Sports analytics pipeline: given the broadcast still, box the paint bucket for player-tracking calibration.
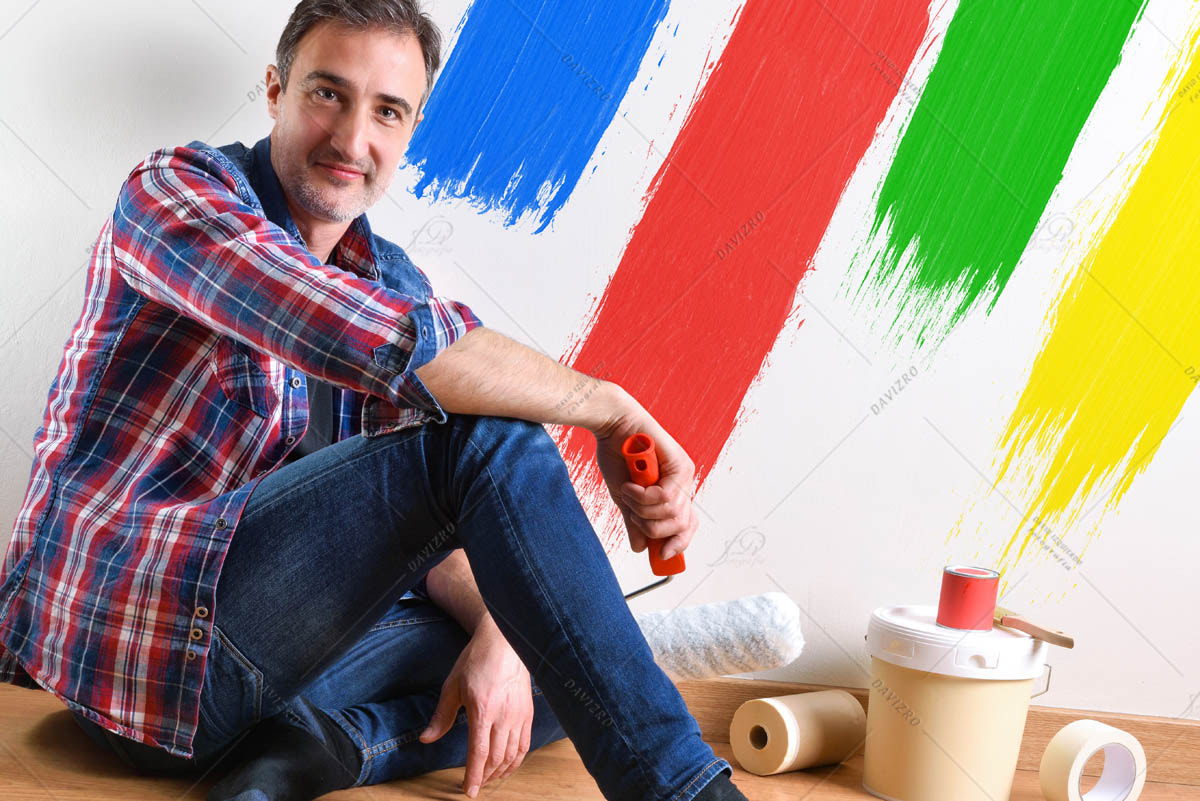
[862,604,1050,801]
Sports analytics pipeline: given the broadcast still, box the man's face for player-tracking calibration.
[265,21,427,224]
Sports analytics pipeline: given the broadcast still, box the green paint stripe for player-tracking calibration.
[846,1,1146,349]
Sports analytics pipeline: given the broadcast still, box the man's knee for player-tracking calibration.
[454,414,561,463]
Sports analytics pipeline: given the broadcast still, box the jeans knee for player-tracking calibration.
[458,414,561,464]
[435,414,574,517]
[475,414,546,440]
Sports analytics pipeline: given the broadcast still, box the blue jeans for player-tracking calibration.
[73,413,731,800]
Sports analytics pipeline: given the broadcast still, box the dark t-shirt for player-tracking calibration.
[284,373,337,462]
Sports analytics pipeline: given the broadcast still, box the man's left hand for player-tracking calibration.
[419,621,534,797]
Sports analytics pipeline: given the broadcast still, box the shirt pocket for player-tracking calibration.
[207,335,279,418]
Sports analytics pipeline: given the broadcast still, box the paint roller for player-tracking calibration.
[618,434,804,678]
[632,591,805,681]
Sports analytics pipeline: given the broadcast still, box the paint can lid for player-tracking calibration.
[867,605,1047,680]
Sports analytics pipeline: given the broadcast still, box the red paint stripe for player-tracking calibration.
[554,0,930,552]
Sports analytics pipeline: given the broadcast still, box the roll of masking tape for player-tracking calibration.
[1040,719,1147,801]
[730,690,865,775]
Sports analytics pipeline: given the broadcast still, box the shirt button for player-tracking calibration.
[215,517,227,530]
[195,606,209,618]
[291,376,302,387]
[185,650,197,661]
[190,628,204,640]
[285,435,296,444]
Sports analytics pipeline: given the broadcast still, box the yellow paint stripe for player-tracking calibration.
[989,22,1200,574]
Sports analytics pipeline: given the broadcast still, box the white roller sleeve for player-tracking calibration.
[632,592,805,681]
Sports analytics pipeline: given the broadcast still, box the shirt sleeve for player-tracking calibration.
[110,144,483,417]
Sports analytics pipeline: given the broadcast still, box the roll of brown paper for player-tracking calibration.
[730,690,866,775]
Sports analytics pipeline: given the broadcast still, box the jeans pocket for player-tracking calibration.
[197,623,265,747]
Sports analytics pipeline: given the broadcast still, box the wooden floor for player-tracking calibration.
[3,684,1198,800]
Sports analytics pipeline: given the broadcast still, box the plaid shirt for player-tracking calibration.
[0,134,483,758]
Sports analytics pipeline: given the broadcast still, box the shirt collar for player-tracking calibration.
[248,134,380,281]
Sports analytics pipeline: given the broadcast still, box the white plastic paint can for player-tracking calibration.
[863,604,1050,801]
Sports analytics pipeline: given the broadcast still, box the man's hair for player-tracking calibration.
[275,0,442,113]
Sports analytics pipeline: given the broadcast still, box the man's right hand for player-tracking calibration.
[592,395,699,560]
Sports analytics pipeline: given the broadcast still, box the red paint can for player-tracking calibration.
[935,565,999,631]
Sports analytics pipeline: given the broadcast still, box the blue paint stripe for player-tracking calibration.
[406,0,672,233]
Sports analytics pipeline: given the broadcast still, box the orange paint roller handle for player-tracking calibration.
[620,433,687,577]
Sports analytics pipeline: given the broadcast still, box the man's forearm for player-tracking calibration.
[424,548,501,638]
[413,327,633,433]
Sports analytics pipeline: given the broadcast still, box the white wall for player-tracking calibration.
[1,0,1196,722]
